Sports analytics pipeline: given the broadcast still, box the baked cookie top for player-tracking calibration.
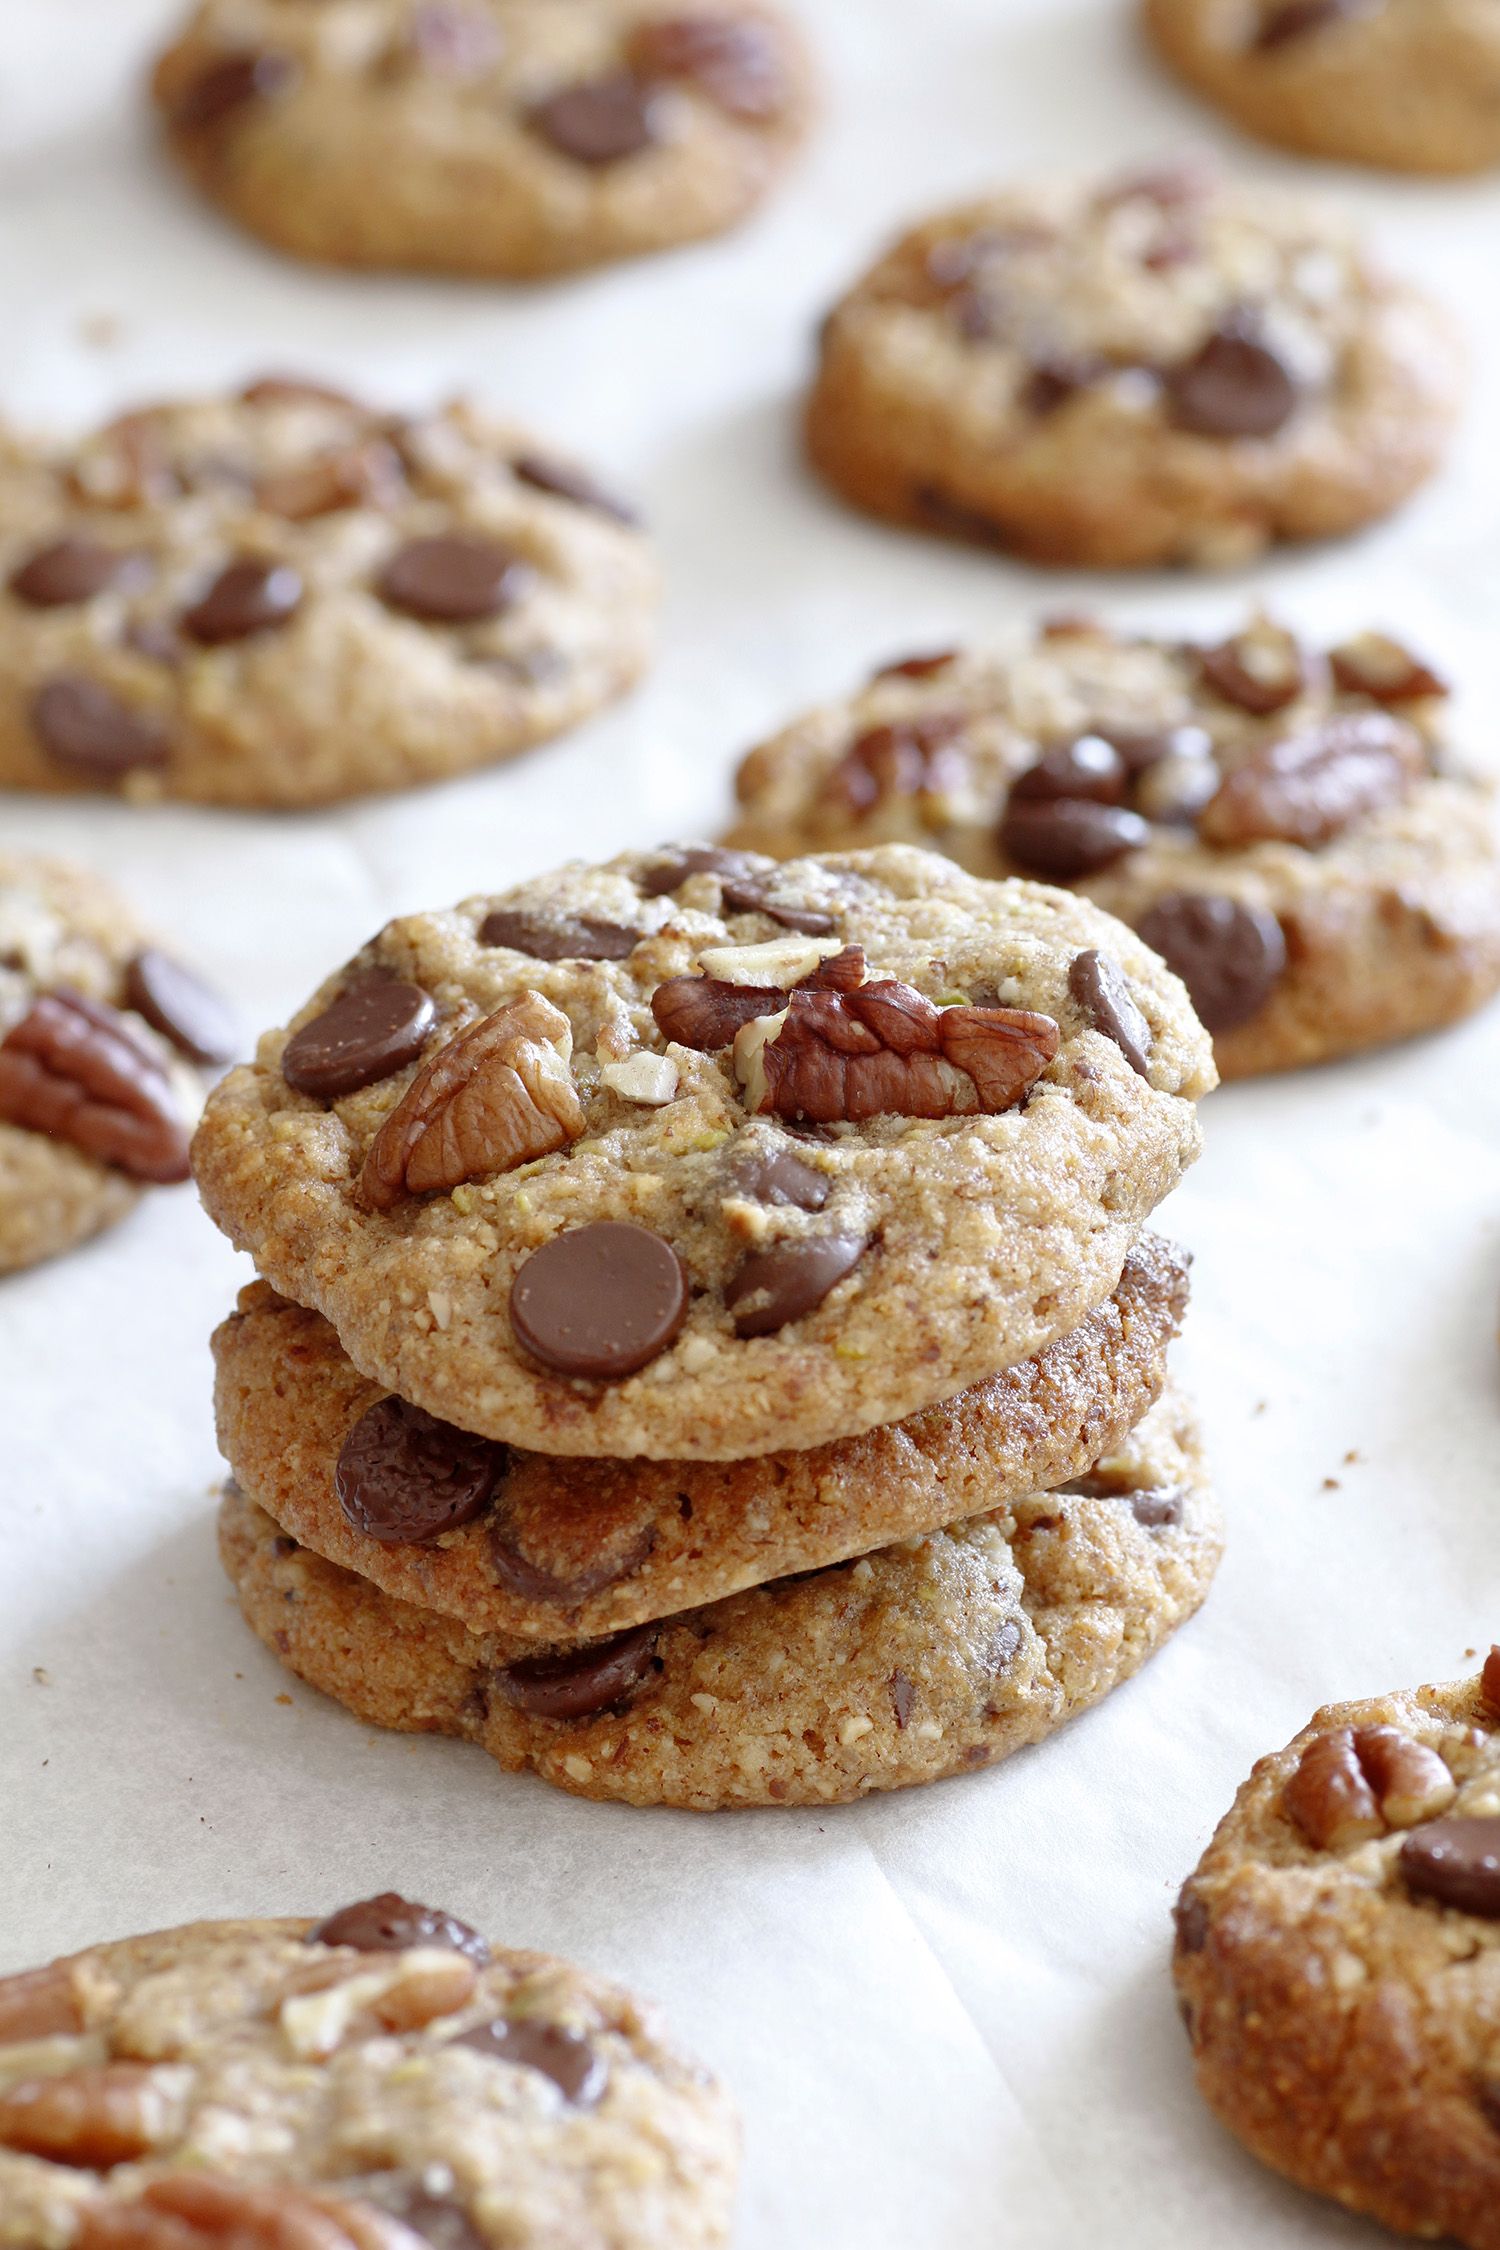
[192,844,1214,1460]
[806,166,1461,568]
[0,382,657,807]
[728,615,1500,1070]
[1174,1658,1500,2246]
[0,1904,737,2250]
[152,0,813,278]
[212,1234,1188,1643]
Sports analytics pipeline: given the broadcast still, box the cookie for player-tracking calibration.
[0,854,233,1275]
[1144,0,1500,176]
[1174,1654,1500,2248]
[152,1,812,278]
[0,383,656,808]
[727,616,1500,1080]
[192,844,1215,1460]
[805,165,1461,570]
[0,1904,737,2249]
[212,1230,1188,1642]
[221,1380,1220,1810]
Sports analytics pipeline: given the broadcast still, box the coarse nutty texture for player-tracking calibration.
[0,855,216,1275]
[726,619,1500,1080]
[152,0,813,279]
[0,1915,737,2250]
[805,168,1461,570]
[211,1235,1188,1641]
[192,845,1214,1460]
[1173,1667,1500,2248]
[0,388,656,808]
[1144,0,1500,176]
[220,1381,1220,1810]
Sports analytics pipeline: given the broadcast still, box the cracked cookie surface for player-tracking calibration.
[221,1381,1220,1810]
[0,1907,737,2250]
[152,0,813,277]
[727,616,1500,1079]
[805,166,1461,569]
[1174,1659,1500,2249]
[192,844,1214,1460]
[0,384,657,808]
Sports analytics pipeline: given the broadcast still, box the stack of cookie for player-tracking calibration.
[195,842,1220,1809]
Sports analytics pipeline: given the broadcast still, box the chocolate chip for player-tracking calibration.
[377,535,535,624]
[725,1232,866,1337]
[457,2015,608,2105]
[1068,950,1153,1078]
[310,1894,490,1961]
[872,650,960,681]
[125,949,237,1066]
[1165,320,1299,440]
[488,1510,656,1605]
[1174,1888,1210,1954]
[512,454,639,525]
[719,877,835,935]
[30,676,170,782]
[510,1223,688,1378]
[629,15,788,118]
[181,558,302,645]
[335,1397,506,1544]
[999,798,1150,879]
[1136,893,1287,1034]
[1398,1818,1500,1918]
[281,973,436,1099]
[727,1144,830,1211]
[477,908,640,961]
[638,845,749,897]
[1020,356,1104,416]
[890,1670,916,1729]
[1128,1487,1186,1528]
[170,48,295,131]
[1200,631,1306,716]
[493,1625,659,1721]
[1011,736,1128,806]
[528,73,663,164]
[1256,0,1369,49]
[9,538,139,608]
[124,619,181,667]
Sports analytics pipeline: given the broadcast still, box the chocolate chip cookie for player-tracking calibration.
[220,1380,1220,1809]
[0,384,656,808]
[0,1904,738,2248]
[152,2,813,278]
[211,1232,1189,1642]
[805,165,1461,570]
[1145,0,1500,175]
[0,853,233,1275]
[1174,1654,1500,2248]
[192,844,1214,1460]
[726,616,1500,1080]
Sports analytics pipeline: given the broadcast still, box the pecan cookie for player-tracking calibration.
[0,383,656,808]
[0,853,232,1275]
[211,1233,1188,1642]
[1174,1656,1500,2248]
[152,1,813,278]
[220,1381,1220,1810]
[0,1905,737,2249]
[1144,0,1500,175]
[726,616,1500,1080]
[805,166,1461,570]
[192,844,1214,1459]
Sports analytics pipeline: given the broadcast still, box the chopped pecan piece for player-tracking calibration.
[256,441,404,521]
[824,713,968,812]
[735,979,1059,1122]
[0,2061,180,2168]
[1199,621,1306,716]
[1482,1644,1500,1715]
[76,2177,427,2250]
[1328,633,1447,706]
[651,944,867,1051]
[1285,1723,1456,1851]
[357,993,582,1210]
[0,1961,82,2043]
[280,1950,478,2057]
[1198,712,1425,850]
[0,990,191,1182]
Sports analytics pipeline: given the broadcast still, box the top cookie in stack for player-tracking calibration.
[196,844,1218,1806]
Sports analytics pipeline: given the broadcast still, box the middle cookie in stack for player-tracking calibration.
[195,843,1219,1808]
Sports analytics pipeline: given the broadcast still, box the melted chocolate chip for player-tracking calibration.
[1020,356,1105,415]
[725,1232,866,1337]
[1137,893,1287,1035]
[1010,736,1128,806]
[378,535,535,624]
[1200,633,1306,716]
[488,1505,656,1606]
[999,797,1150,879]
[1165,319,1299,440]
[1174,1888,1210,1954]
[125,949,238,1066]
[457,2015,608,2105]
[182,558,303,645]
[718,877,835,935]
[1398,1818,1500,1918]
[1068,950,1153,1078]
[512,454,639,525]
[727,1144,830,1211]
[528,72,663,164]
[335,1397,507,1544]
[30,676,170,782]
[477,907,640,961]
[310,1893,490,1961]
[510,1224,688,1378]
[281,973,436,1099]
[170,48,296,132]
[9,538,140,608]
[493,1625,659,1721]
[638,845,750,897]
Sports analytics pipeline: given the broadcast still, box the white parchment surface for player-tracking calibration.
[4,4,1500,2243]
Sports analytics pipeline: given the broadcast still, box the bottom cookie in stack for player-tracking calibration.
[213,1238,1221,1812]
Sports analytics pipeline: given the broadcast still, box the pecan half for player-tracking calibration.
[256,441,404,521]
[0,1962,81,2043]
[1197,713,1425,850]
[651,944,867,1052]
[77,2178,427,2250]
[1482,1645,1500,1715]
[1328,633,1447,706]
[1285,1723,1456,1851]
[1199,621,1306,716]
[824,713,968,812]
[0,2061,180,2168]
[735,980,1059,1122]
[0,990,191,1181]
[358,994,582,1211]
